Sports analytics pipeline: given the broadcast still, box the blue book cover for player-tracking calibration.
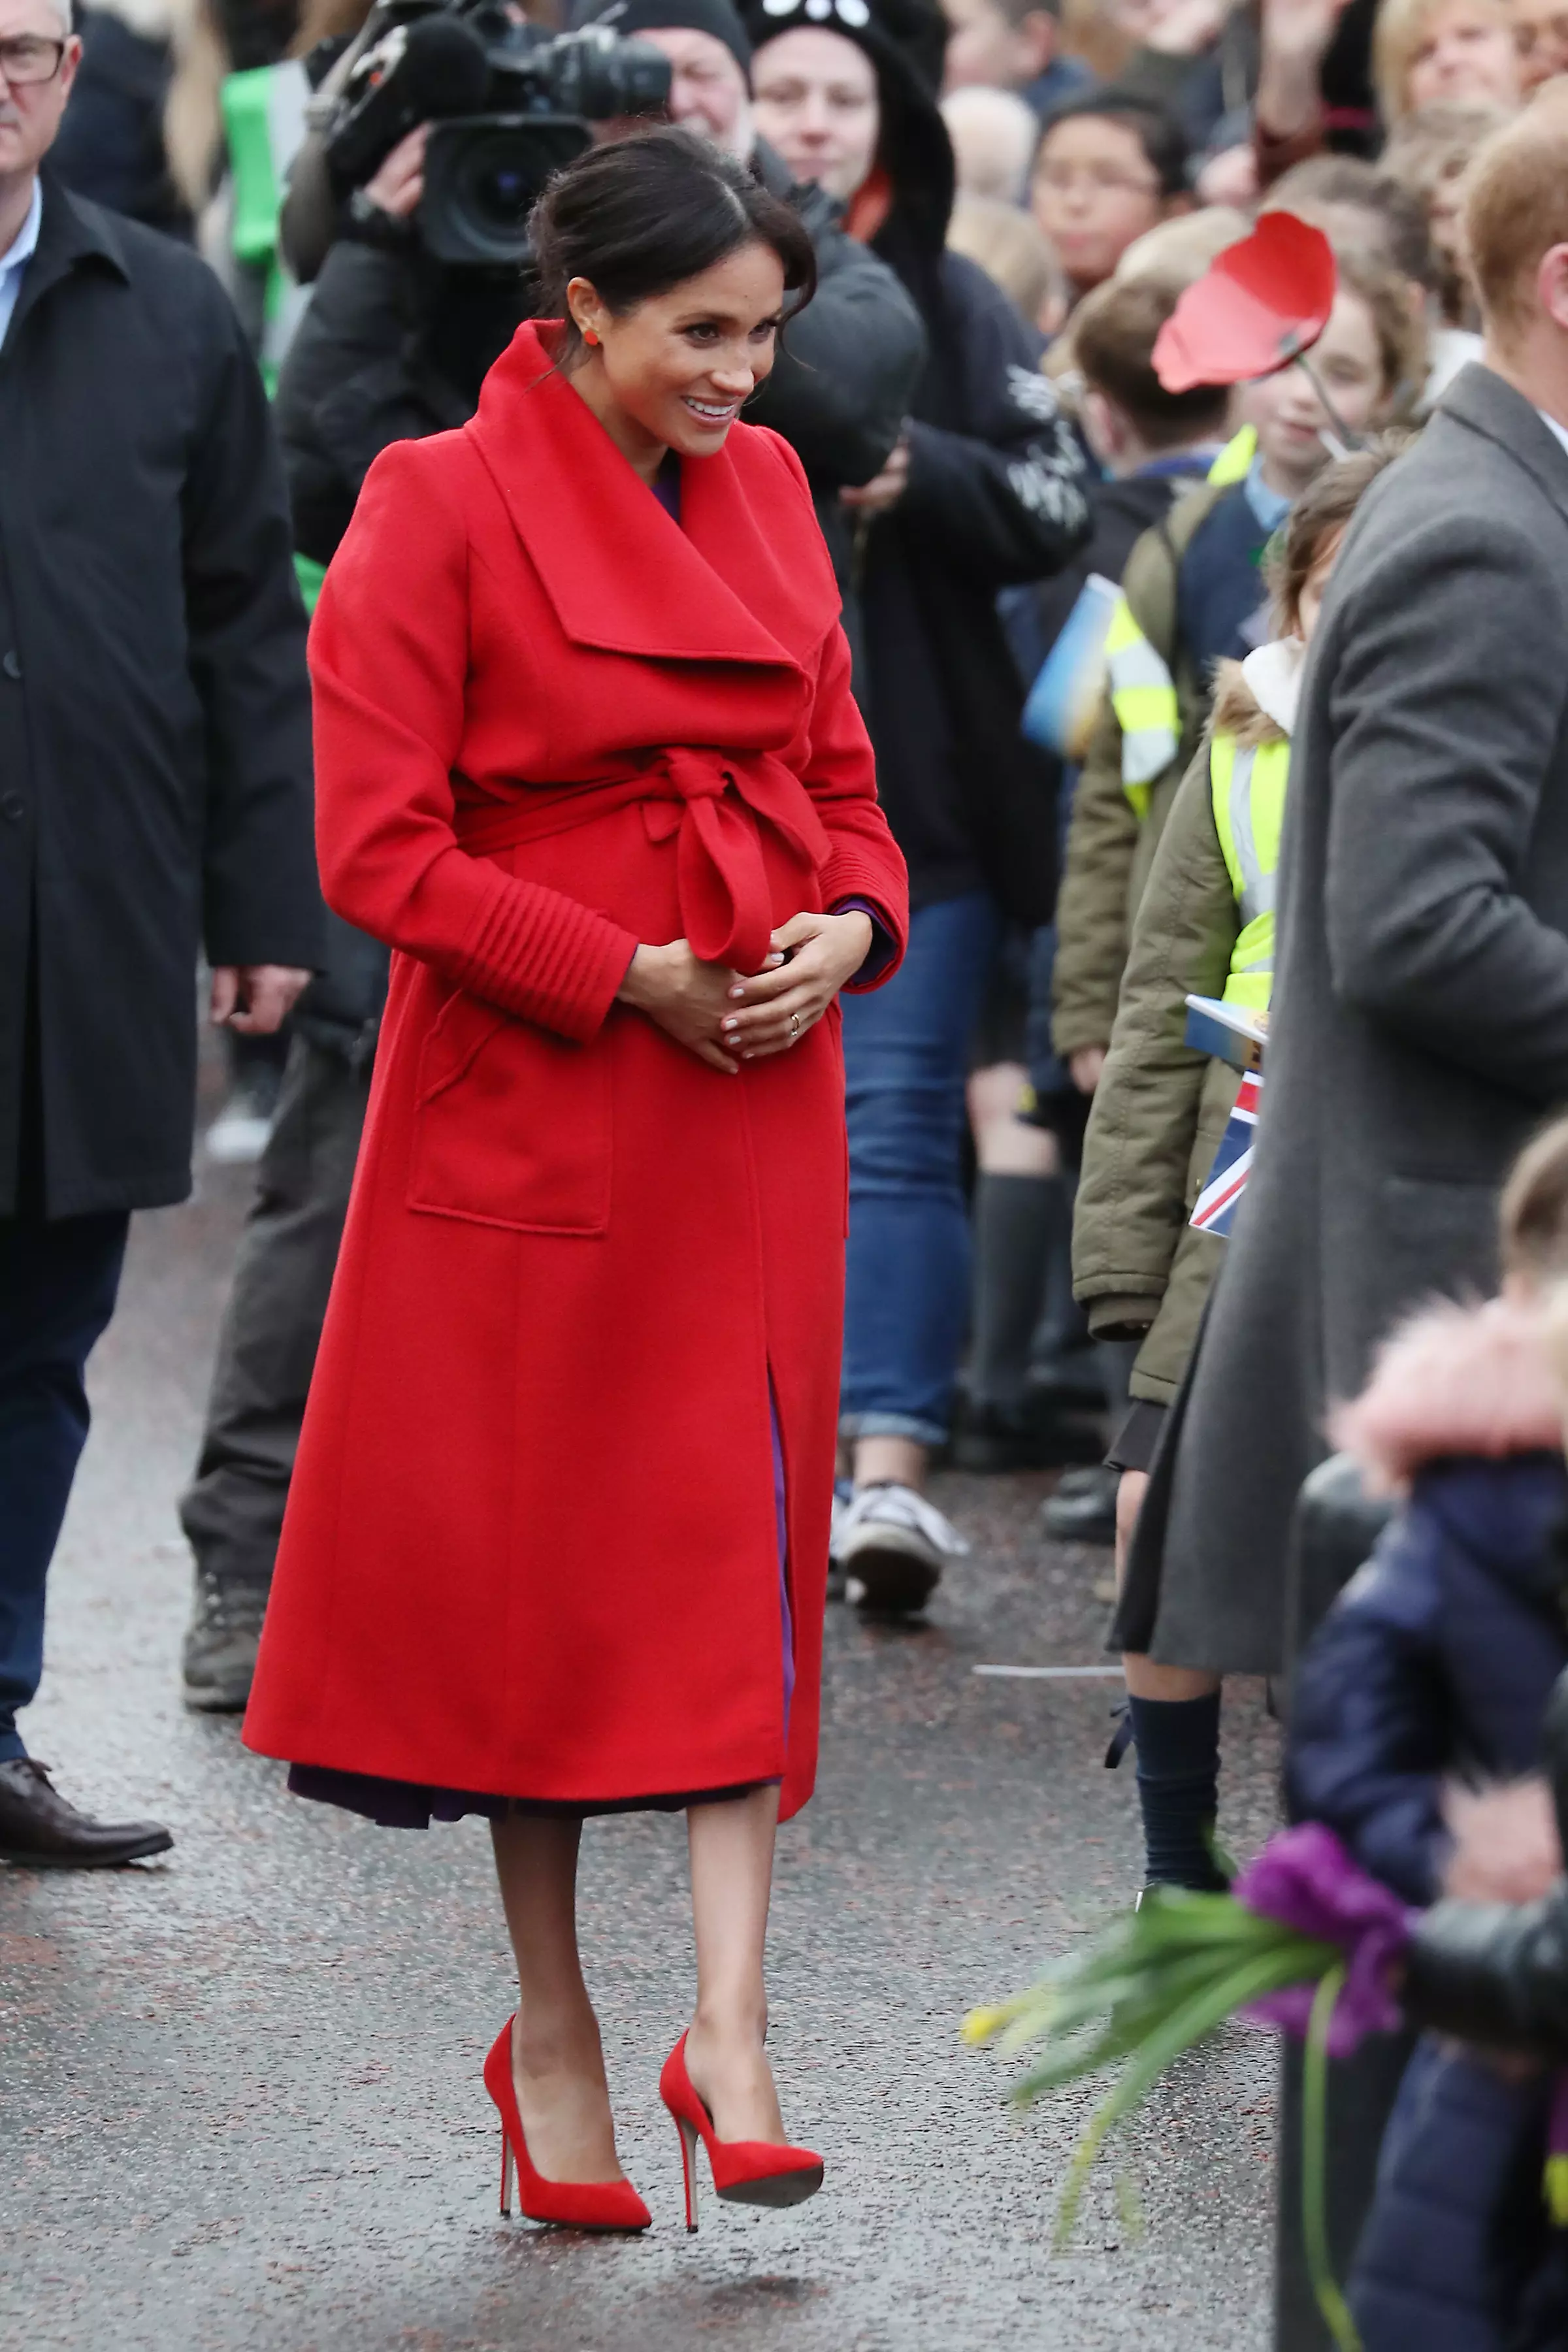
[1022,574,1120,761]
[1184,994,1267,1073]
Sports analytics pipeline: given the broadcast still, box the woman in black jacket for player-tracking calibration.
[746,0,1091,1612]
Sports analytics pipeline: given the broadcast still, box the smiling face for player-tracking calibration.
[1241,287,1388,499]
[0,0,79,189]
[751,27,880,205]
[1405,0,1522,106]
[564,238,788,481]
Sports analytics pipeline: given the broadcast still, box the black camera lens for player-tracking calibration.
[419,114,591,267]
[474,159,531,227]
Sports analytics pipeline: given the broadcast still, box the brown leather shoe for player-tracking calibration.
[0,1758,173,1869]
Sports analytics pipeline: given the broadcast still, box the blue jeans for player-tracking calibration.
[0,1212,129,1758]
[840,889,1002,1448]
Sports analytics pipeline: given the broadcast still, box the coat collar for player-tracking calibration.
[1439,360,1568,534]
[0,171,131,365]
[464,320,834,672]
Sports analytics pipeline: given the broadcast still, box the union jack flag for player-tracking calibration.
[1190,1072,1263,1239]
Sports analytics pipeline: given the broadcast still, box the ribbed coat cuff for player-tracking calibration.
[817,849,905,985]
[1085,1292,1160,1341]
[454,875,638,1043]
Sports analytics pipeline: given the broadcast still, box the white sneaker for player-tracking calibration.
[204,1084,276,1166]
[834,1483,970,1616]
[827,1479,855,1601]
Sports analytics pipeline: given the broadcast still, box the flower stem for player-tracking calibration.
[1302,1965,1362,2352]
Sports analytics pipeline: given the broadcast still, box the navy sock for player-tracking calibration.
[1126,1691,1224,1890]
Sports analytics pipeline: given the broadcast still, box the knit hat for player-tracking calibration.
[740,0,955,254]
[585,0,754,77]
[743,0,946,91]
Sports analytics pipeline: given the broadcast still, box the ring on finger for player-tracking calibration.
[789,1012,802,1042]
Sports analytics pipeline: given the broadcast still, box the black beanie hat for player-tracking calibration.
[742,0,947,94]
[739,0,955,256]
[585,0,754,77]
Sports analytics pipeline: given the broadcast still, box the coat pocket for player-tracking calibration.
[408,988,612,1235]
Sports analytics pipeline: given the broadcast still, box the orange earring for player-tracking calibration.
[583,329,599,346]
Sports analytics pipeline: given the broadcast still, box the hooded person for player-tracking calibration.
[743,0,1094,1610]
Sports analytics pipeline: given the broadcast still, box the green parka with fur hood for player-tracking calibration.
[1071,642,1300,1402]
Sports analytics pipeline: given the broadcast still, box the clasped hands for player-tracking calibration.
[618,907,872,1075]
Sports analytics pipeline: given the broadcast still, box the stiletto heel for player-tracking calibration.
[676,2115,701,2232]
[659,2032,823,2218]
[483,2017,651,2232]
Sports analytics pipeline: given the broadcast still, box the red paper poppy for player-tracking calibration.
[1152,212,1338,393]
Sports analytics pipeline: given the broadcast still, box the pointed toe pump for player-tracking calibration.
[483,2019,651,2232]
[659,2031,824,2232]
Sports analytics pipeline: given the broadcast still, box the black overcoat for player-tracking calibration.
[0,171,320,1218]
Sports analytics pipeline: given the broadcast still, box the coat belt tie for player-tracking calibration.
[455,748,832,975]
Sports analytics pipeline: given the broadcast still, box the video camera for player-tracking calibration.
[325,0,672,267]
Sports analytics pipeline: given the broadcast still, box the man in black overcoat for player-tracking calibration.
[0,0,319,1865]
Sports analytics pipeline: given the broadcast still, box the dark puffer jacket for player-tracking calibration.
[1284,1295,1568,2352]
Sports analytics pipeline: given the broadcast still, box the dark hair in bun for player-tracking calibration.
[530,125,817,359]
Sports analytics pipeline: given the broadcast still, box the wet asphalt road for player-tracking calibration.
[3,1141,1283,2352]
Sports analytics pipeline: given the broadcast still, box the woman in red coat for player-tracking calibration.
[243,128,907,2231]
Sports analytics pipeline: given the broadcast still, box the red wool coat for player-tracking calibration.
[243,322,908,1821]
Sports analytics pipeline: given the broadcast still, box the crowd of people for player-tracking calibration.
[12,0,1568,2317]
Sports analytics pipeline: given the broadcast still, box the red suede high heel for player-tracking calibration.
[482,2018,651,2232]
[659,2031,824,2232]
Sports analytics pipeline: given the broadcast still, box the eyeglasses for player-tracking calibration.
[0,35,67,85]
[1035,161,1162,200]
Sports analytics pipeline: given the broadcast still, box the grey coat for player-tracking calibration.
[1135,366,1568,1674]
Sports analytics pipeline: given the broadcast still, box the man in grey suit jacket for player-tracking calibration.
[1118,93,1568,1872]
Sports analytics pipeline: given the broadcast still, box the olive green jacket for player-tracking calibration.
[1051,480,1232,1061]
[1071,662,1286,1402]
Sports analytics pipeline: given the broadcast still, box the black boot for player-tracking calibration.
[0,1759,172,1868]
[1042,1462,1119,1543]
[182,1565,269,1712]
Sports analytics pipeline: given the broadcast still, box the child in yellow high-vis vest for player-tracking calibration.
[1072,436,1409,1892]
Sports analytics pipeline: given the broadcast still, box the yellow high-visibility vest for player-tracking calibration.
[1105,595,1179,819]
[1206,424,1257,486]
[1209,732,1290,1009]
[1104,438,1255,819]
